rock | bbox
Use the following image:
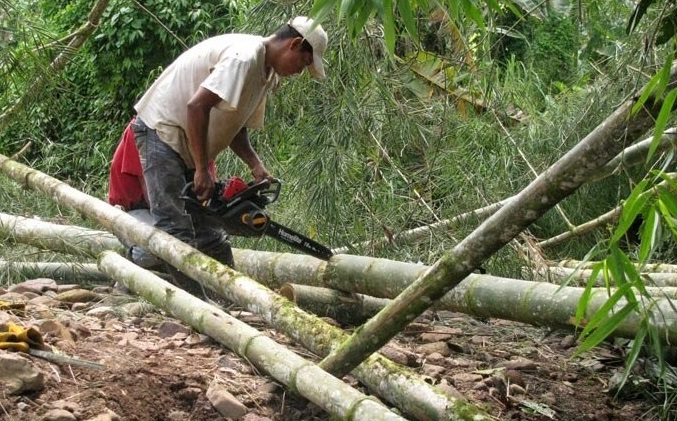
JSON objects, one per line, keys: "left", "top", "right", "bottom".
{"left": 207, "top": 382, "right": 248, "bottom": 420}
{"left": 166, "top": 411, "right": 190, "bottom": 421}
{"left": 504, "top": 369, "right": 525, "bottom": 387}
{"left": 242, "top": 415, "right": 273, "bottom": 421}
{"left": 9, "top": 278, "right": 58, "bottom": 295}
{"left": 420, "top": 332, "right": 453, "bottom": 342}
{"left": 560, "top": 335, "right": 576, "bottom": 349}
{"left": 424, "top": 352, "right": 446, "bottom": 365}
{"left": 121, "top": 302, "right": 144, "bottom": 317}
{"left": 185, "top": 333, "right": 211, "bottom": 346}
{"left": 56, "top": 289, "right": 101, "bottom": 303}
{"left": 40, "top": 408, "right": 76, "bottom": 421}
{"left": 157, "top": 321, "right": 191, "bottom": 338}
{"left": 415, "top": 341, "right": 450, "bottom": 357}
{"left": 84, "top": 409, "right": 121, "bottom": 421}
{"left": 421, "top": 363, "right": 446, "bottom": 379}
{"left": 379, "top": 345, "right": 415, "bottom": 366}
{"left": 0, "top": 352, "right": 45, "bottom": 394}
{"left": 0, "top": 292, "right": 28, "bottom": 302}
{"left": 56, "top": 284, "right": 80, "bottom": 293}
{"left": 496, "top": 357, "right": 537, "bottom": 372}
{"left": 86, "top": 307, "right": 116, "bottom": 319}
{"left": 509, "top": 384, "right": 526, "bottom": 395}
{"left": 451, "top": 372, "right": 483, "bottom": 384}
{"left": 39, "top": 320, "right": 76, "bottom": 344}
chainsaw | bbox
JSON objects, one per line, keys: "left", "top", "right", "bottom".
{"left": 180, "top": 177, "right": 333, "bottom": 261}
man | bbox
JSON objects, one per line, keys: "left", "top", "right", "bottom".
{"left": 130, "top": 16, "right": 328, "bottom": 295}
{"left": 108, "top": 117, "right": 216, "bottom": 271}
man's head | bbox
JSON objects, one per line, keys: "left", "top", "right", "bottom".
{"left": 269, "top": 16, "right": 327, "bottom": 80}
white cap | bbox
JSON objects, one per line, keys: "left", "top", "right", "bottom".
{"left": 288, "top": 16, "right": 328, "bottom": 80}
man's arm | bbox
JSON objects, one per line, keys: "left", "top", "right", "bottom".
{"left": 186, "top": 86, "right": 222, "bottom": 201}
{"left": 230, "top": 127, "right": 270, "bottom": 182}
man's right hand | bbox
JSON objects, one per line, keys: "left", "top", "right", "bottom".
{"left": 193, "top": 170, "right": 214, "bottom": 202}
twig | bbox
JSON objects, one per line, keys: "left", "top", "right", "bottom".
{"left": 28, "top": 348, "right": 105, "bottom": 371}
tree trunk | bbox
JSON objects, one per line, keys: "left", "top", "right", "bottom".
{"left": 0, "top": 161, "right": 488, "bottom": 421}
{"left": 318, "top": 61, "right": 677, "bottom": 377}
{"left": 97, "top": 251, "right": 406, "bottom": 421}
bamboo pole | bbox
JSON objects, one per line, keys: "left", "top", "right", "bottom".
{"left": 279, "top": 283, "right": 390, "bottom": 326}
{"left": 555, "top": 259, "right": 677, "bottom": 274}
{"left": 279, "top": 280, "right": 677, "bottom": 342}
{"left": 318, "top": 62, "right": 677, "bottom": 377}
{"left": 97, "top": 251, "right": 405, "bottom": 421}
{"left": 0, "top": 260, "right": 109, "bottom": 283}
{"left": 0, "top": 212, "right": 125, "bottom": 257}
{"left": 0, "top": 163, "right": 488, "bottom": 421}
{"left": 526, "top": 266, "right": 677, "bottom": 288}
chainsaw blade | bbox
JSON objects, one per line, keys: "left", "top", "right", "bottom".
{"left": 264, "top": 221, "right": 333, "bottom": 261}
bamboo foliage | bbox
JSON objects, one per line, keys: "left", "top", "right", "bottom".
{"left": 332, "top": 129, "right": 677, "bottom": 255}
{"left": 318, "top": 61, "right": 677, "bottom": 378}
{"left": 0, "top": 0, "right": 110, "bottom": 127}
{"left": 97, "top": 251, "right": 406, "bottom": 421}
{"left": 0, "top": 158, "right": 490, "bottom": 421}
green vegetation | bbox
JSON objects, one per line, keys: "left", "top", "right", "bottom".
{"left": 1, "top": 0, "right": 676, "bottom": 416}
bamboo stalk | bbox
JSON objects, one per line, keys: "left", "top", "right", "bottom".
{"left": 279, "top": 283, "right": 390, "bottom": 326}
{"left": 236, "top": 255, "right": 677, "bottom": 342}
{"left": 526, "top": 266, "right": 677, "bottom": 288}
{"left": 555, "top": 259, "right": 677, "bottom": 274}
{"left": 0, "top": 260, "right": 110, "bottom": 283}
{"left": 0, "top": 259, "right": 170, "bottom": 283}
{"left": 97, "top": 251, "right": 405, "bottom": 421}
{"left": 0, "top": 162, "right": 489, "bottom": 421}
{"left": 318, "top": 62, "right": 677, "bottom": 377}
{"left": 0, "top": 212, "right": 124, "bottom": 257}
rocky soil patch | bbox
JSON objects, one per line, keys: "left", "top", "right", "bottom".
{"left": 0, "top": 277, "right": 661, "bottom": 420}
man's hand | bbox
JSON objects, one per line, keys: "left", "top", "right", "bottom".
{"left": 193, "top": 169, "right": 214, "bottom": 202}
{"left": 251, "top": 162, "right": 272, "bottom": 184}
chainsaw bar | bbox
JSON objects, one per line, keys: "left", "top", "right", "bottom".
{"left": 263, "top": 220, "right": 333, "bottom": 261}
{"left": 181, "top": 179, "right": 333, "bottom": 261}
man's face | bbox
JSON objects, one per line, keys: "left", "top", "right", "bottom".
{"left": 276, "top": 38, "right": 314, "bottom": 77}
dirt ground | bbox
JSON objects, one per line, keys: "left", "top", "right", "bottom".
{"left": 0, "top": 277, "right": 663, "bottom": 421}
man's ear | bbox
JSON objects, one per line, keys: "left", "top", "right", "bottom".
{"left": 289, "top": 37, "right": 304, "bottom": 50}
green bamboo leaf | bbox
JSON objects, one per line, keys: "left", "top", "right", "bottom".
{"left": 574, "top": 261, "right": 603, "bottom": 328}
{"left": 397, "top": 0, "right": 419, "bottom": 42}
{"left": 631, "top": 70, "right": 662, "bottom": 115}
{"left": 616, "top": 323, "right": 649, "bottom": 391}
{"left": 648, "top": 88, "right": 677, "bottom": 161}
{"left": 338, "top": 0, "right": 357, "bottom": 20}
{"left": 638, "top": 208, "right": 660, "bottom": 263}
{"left": 310, "top": 0, "right": 336, "bottom": 24}
{"left": 580, "top": 277, "right": 630, "bottom": 337}
{"left": 656, "top": 197, "right": 677, "bottom": 237}
{"left": 383, "top": 0, "right": 396, "bottom": 54}
{"left": 576, "top": 299, "right": 636, "bottom": 356}
{"left": 610, "top": 179, "right": 650, "bottom": 245}
{"left": 352, "top": 2, "right": 376, "bottom": 36}
{"left": 460, "top": 0, "right": 485, "bottom": 28}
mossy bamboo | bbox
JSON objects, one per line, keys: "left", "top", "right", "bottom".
{"left": 97, "top": 251, "right": 405, "bottom": 421}
{"left": 233, "top": 254, "right": 677, "bottom": 343}
{"left": 318, "top": 62, "right": 677, "bottom": 377}
{"left": 0, "top": 159, "right": 489, "bottom": 421}
{"left": 279, "top": 283, "right": 390, "bottom": 326}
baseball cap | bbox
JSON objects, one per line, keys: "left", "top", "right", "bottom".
{"left": 288, "top": 16, "right": 328, "bottom": 80}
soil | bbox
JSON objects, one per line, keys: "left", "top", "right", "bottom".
{"left": 0, "top": 279, "right": 663, "bottom": 421}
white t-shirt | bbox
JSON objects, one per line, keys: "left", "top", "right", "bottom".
{"left": 134, "top": 34, "right": 277, "bottom": 168}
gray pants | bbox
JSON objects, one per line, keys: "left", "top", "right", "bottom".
{"left": 130, "top": 118, "right": 234, "bottom": 271}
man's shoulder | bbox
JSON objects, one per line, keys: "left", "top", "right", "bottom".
{"left": 194, "top": 34, "right": 264, "bottom": 58}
